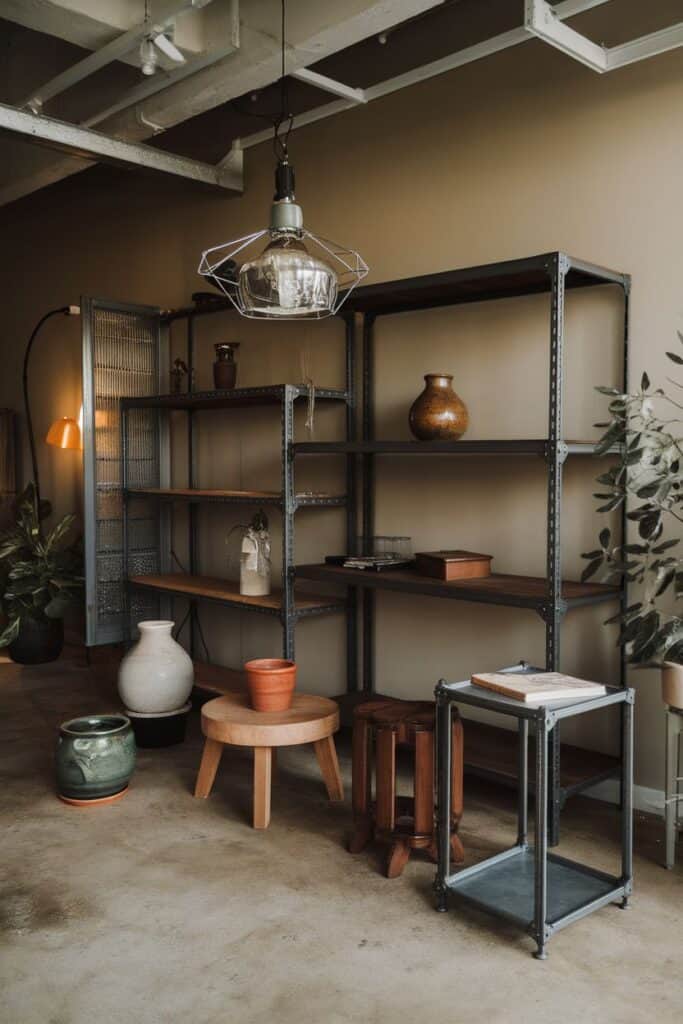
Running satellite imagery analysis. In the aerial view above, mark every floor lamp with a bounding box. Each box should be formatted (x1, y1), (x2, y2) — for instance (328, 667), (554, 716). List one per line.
(22, 305), (80, 512)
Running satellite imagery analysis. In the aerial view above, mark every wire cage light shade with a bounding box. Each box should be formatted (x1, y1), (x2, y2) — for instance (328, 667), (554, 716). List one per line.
(198, 226), (368, 320)
(46, 416), (81, 450)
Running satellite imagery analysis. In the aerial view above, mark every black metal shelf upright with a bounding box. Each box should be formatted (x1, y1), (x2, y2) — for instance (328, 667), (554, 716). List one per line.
(293, 251), (630, 844)
(120, 300), (354, 674)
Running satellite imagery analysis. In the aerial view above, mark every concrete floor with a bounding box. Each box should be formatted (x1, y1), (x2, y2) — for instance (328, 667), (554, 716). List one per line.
(1, 655), (682, 1024)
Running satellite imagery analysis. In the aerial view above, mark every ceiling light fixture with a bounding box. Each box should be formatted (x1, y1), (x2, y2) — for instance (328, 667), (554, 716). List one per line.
(198, 0), (368, 319)
(139, 1), (186, 77)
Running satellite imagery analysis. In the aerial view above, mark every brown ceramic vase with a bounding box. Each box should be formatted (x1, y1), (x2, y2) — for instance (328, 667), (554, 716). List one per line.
(409, 373), (469, 441)
(245, 658), (296, 712)
(213, 343), (239, 390)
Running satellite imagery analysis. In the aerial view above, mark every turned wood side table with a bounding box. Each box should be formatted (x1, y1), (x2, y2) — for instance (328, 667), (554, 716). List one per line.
(194, 692), (343, 828)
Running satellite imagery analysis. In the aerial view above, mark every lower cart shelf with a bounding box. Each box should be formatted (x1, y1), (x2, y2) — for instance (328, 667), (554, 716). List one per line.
(448, 846), (623, 929)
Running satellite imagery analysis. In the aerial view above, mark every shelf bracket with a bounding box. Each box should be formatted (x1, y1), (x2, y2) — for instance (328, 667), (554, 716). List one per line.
(537, 601), (568, 624)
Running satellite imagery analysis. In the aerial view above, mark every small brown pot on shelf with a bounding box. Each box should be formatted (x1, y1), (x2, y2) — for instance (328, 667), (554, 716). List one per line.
(245, 659), (296, 712)
(213, 343), (239, 390)
(409, 373), (469, 441)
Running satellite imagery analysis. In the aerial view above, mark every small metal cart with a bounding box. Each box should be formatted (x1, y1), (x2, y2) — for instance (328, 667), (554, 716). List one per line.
(434, 664), (634, 959)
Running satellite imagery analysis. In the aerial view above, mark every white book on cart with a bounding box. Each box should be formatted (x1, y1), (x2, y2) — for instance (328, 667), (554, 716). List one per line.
(471, 671), (606, 704)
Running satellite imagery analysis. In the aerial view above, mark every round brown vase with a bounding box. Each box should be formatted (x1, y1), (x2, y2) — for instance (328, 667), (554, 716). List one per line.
(409, 374), (469, 441)
(245, 659), (296, 712)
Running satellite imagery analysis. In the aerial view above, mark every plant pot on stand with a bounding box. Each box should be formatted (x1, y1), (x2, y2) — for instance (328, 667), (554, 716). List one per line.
(118, 621), (194, 747)
(662, 662), (683, 710)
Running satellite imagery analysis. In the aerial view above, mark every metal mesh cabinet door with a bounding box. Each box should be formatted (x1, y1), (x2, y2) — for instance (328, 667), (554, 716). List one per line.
(82, 298), (167, 645)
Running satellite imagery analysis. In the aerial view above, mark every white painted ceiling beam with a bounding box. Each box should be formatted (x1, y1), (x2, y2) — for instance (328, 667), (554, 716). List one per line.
(18, 0), (211, 112)
(0, 102), (242, 191)
(0, 0), (444, 207)
(0, 0), (210, 66)
(235, 0), (612, 154)
(525, 0), (683, 74)
(291, 68), (366, 105)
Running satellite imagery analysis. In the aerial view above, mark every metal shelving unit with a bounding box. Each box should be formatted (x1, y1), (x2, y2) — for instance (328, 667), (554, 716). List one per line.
(293, 251), (630, 844)
(120, 333), (354, 673)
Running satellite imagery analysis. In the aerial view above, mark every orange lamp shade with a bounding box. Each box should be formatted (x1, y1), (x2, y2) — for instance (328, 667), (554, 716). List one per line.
(46, 416), (82, 450)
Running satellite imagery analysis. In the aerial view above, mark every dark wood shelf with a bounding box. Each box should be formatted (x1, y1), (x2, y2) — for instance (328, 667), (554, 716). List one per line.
(295, 563), (620, 612)
(125, 487), (346, 508)
(128, 573), (346, 618)
(194, 660), (246, 696)
(121, 385), (347, 411)
(462, 719), (619, 798)
(294, 439), (619, 457)
(343, 252), (629, 316)
(333, 694), (618, 794)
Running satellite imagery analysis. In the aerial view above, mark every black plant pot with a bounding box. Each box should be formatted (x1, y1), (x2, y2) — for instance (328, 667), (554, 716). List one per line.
(9, 616), (64, 665)
(126, 703), (191, 748)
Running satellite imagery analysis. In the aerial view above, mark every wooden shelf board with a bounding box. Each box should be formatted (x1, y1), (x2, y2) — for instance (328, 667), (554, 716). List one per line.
(295, 563), (619, 611)
(194, 660), (246, 695)
(333, 695), (618, 792)
(121, 385), (347, 411)
(342, 252), (628, 316)
(126, 487), (345, 506)
(128, 573), (345, 615)
(294, 439), (619, 456)
(462, 719), (619, 793)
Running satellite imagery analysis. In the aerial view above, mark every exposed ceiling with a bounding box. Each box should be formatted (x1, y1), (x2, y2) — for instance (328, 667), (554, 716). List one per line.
(0, 0), (680, 210)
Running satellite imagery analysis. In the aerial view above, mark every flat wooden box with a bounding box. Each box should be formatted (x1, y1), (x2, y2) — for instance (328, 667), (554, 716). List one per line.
(414, 550), (493, 581)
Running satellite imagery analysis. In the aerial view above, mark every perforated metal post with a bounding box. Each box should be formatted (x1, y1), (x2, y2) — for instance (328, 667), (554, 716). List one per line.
(546, 254), (568, 845)
(533, 713), (550, 960)
(282, 386), (296, 660)
(362, 314), (375, 692)
(345, 314), (359, 693)
(434, 681), (452, 913)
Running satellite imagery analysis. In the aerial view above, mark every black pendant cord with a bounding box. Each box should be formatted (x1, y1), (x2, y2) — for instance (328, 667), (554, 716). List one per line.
(273, 0), (293, 164)
(22, 307), (70, 516)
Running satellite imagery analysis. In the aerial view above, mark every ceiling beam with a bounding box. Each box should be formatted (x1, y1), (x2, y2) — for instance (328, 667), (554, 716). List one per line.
(291, 68), (366, 105)
(18, 0), (212, 112)
(0, 102), (242, 191)
(234, 0), (612, 154)
(0, 0), (209, 63)
(0, 0), (444, 207)
(525, 0), (683, 74)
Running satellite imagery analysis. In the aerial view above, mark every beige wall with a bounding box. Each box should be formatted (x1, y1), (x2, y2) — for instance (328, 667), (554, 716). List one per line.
(1, 3), (681, 791)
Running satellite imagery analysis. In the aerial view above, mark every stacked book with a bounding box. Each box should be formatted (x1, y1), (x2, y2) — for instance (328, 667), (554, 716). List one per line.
(471, 671), (606, 703)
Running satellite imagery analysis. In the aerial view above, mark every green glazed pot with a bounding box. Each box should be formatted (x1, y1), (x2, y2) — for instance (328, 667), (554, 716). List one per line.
(56, 715), (136, 801)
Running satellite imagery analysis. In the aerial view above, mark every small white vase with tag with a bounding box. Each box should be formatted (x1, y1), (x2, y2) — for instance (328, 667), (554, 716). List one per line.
(240, 511), (272, 597)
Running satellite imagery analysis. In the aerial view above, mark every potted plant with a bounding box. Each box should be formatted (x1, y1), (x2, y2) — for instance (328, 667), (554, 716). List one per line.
(0, 484), (83, 664)
(582, 334), (683, 708)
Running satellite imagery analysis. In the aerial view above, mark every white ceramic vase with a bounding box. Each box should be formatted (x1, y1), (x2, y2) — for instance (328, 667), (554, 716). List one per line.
(118, 621), (194, 714)
(662, 662), (683, 710)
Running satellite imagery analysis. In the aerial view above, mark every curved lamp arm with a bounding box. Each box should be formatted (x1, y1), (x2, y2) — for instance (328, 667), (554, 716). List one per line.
(23, 305), (80, 511)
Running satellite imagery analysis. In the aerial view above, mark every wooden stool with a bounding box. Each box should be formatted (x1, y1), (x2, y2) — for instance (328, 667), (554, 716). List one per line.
(194, 692), (343, 829)
(350, 698), (464, 877)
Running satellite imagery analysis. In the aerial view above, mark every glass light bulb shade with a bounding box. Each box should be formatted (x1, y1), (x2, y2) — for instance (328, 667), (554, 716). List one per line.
(46, 416), (81, 450)
(238, 234), (337, 318)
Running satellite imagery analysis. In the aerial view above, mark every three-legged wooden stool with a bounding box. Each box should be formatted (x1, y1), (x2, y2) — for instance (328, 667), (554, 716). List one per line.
(350, 698), (464, 877)
(194, 692), (343, 829)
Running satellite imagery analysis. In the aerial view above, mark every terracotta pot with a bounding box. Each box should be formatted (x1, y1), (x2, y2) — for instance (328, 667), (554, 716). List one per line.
(662, 662), (683, 710)
(409, 373), (469, 441)
(245, 658), (296, 712)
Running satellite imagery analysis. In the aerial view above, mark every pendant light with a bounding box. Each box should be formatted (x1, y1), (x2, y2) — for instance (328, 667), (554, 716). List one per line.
(198, 0), (368, 320)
